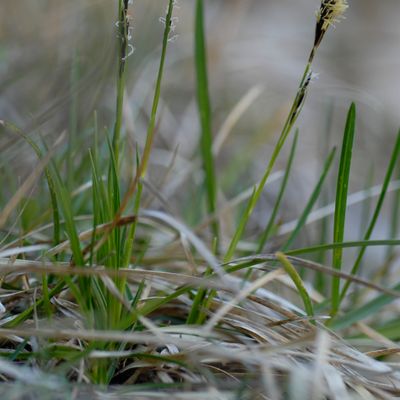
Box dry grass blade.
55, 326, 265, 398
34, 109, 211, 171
278, 180, 400, 235
0, 358, 65, 389
0, 244, 49, 258
213, 85, 263, 156
0, 259, 226, 289
205, 268, 285, 332
46, 215, 136, 256
310, 331, 330, 400
140, 210, 225, 277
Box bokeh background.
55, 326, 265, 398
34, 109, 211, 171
1, 0, 400, 259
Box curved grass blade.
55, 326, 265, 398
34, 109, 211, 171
276, 252, 314, 319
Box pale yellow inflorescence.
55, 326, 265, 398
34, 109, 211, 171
312, 0, 348, 49
317, 0, 349, 31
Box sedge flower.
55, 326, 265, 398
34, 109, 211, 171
314, 0, 348, 48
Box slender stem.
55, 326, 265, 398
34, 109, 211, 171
224, 61, 313, 261
140, 0, 175, 177
112, 0, 130, 167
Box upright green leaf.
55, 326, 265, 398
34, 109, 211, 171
331, 103, 356, 316
339, 130, 400, 304
195, 0, 219, 242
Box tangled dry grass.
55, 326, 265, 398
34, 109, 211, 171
0, 250, 400, 399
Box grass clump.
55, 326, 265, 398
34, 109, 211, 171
1, 0, 400, 398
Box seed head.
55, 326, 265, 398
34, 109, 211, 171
314, 0, 348, 47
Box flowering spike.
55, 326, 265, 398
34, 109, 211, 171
314, 0, 348, 47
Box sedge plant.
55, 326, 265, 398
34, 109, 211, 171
3, 0, 400, 396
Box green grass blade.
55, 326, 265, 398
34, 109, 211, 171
385, 163, 400, 264
106, 134, 122, 271
258, 131, 298, 252
282, 146, 336, 251
286, 239, 400, 256
366, 319, 400, 341
106, 134, 121, 216
315, 101, 335, 291
331, 103, 356, 316
358, 164, 375, 237
5, 279, 67, 328
67, 50, 80, 191
195, 0, 219, 242
332, 281, 400, 330
49, 162, 84, 266
276, 252, 314, 319
339, 130, 400, 304
123, 147, 143, 267
89, 150, 108, 264
186, 287, 206, 325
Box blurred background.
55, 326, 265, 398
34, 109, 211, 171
1, 0, 400, 260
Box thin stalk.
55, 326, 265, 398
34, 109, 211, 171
257, 131, 298, 253
140, 0, 175, 178
112, 0, 130, 166
224, 64, 312, 262
95, 0, 175, 255
224, 0, 349, 261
